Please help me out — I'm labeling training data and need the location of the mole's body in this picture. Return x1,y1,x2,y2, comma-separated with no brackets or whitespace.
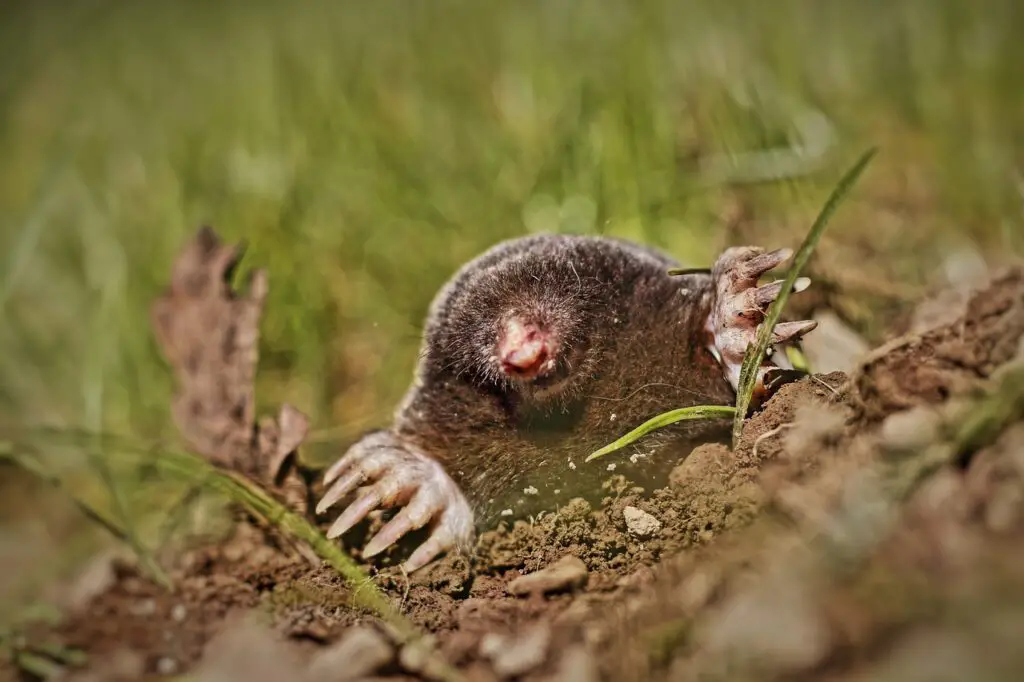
317,234,816,571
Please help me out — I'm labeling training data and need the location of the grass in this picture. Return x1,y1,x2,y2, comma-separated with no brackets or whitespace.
1,0,1023,619
586,406,738,462
729,147,877,446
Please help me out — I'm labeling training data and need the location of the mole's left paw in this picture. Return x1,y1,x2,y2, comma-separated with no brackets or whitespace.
316,431,475,573
706,246,817,395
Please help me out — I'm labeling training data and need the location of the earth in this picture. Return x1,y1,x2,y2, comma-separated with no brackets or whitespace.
5,230,1024,682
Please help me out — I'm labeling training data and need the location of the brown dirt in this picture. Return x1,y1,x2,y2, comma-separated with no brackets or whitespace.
7,250,1024,681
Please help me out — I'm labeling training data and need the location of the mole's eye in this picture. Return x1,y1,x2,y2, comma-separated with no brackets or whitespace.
496,316,554,379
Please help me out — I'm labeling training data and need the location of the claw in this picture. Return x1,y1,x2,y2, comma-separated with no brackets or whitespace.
363,493,436,558
363,511,418,558
403,529,455,573
747,276,812,310
323,430,395,486
749,280,786,308
326,489,382,539
317,467,367,514
318,433,476,571
737,247,792,282
770,319,818,345
323,452,355,486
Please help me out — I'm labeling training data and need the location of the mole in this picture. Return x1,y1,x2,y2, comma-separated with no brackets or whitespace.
316,234,816,572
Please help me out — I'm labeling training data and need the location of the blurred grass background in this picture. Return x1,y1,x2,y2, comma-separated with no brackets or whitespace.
1,0,1023,620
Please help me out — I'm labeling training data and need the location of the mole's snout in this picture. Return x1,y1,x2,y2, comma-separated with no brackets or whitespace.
497,317,554,379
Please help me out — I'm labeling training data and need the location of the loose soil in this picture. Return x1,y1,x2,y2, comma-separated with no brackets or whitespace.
6,260,1024,682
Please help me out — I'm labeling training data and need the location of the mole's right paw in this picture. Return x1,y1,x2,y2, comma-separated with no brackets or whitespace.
316,431,475,573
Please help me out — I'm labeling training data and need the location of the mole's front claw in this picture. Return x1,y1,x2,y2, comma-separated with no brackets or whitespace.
317,431,474,572
769,319,818,345
706,246,817,396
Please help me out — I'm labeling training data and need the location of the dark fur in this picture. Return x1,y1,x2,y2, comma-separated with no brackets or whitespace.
385,233,736,528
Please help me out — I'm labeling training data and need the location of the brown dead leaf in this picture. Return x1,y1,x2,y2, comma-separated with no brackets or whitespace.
151,226,311,513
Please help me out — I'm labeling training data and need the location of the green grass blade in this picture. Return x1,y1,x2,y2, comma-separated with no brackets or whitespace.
0,446,130,546
585,405,736,463
731,147,878,448
12,650,66,680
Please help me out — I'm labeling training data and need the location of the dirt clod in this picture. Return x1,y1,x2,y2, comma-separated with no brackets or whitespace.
507,554,589,597
480,622,551,679
397,636,448,680
548,644,599,682
192,614,304,682
308,626,394,682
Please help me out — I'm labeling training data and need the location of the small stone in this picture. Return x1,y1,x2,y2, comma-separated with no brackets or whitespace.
701,563,832,675
398,636,426,671
307,626,394,682
508,555,588,597
623,506,661,538
481,623,551,679
170,604,187,622
96,649,145,680
221,543,246,563
985,483,1023,534
552,644,599,682
397,634,432,671
880,406,943,452
131,599,157,616
193,613,303,681
800,309,870,373
398,635,450,681
155,656,179,675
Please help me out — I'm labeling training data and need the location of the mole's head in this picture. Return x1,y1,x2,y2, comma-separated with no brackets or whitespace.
430,252,604,405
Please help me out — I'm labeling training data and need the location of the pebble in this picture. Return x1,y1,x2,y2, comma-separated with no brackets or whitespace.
623,506,662,538
550,644,599,682
398,635,450,681
880,407,942,452
131,599,157,617
508,555,589,597
985,483,1023,534
155,656,179,676
170,604,188,622
800,309,870,373
481,622,551,679
307,626,393,682
220,544,246,563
